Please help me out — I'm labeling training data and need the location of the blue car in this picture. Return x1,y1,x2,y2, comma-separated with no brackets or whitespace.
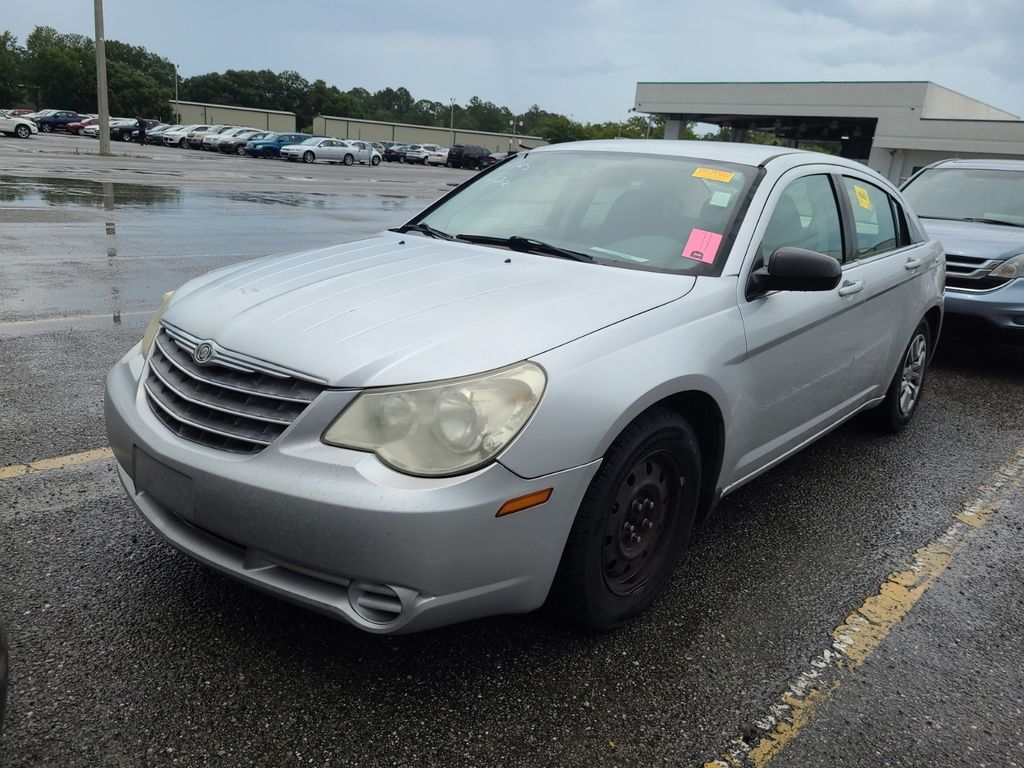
901,158,1024,341
244,132,312,158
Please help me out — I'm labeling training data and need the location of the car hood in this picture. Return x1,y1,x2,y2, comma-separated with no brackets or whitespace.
918,217,1024,261
164,233,695,387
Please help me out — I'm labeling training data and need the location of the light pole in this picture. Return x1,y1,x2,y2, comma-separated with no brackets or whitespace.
93,0,111,156
174,63,179,122
508,116,522,152
449,98,455,146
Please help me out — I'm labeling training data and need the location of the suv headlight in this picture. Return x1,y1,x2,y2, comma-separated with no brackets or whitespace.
322,362,546,477
989,253,1024,280
140,291,175,357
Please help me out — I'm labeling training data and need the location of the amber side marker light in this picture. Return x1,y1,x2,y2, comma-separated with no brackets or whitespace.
496,488,553,517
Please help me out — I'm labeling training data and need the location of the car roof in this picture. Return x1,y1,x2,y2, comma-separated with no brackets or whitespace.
530,139,871,171
925,157,1024,171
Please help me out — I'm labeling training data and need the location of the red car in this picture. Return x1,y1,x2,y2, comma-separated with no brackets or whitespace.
66,117,100,136
4,108,33,117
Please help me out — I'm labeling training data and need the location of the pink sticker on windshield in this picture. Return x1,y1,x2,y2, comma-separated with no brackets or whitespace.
682,229,723,264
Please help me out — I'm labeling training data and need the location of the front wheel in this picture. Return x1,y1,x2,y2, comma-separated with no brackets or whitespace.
261,147,275,158
873,320,931,433
302,151,315,164
549,407,701,630
236,145,246,156
371,155,380,166
343,154,354,166
178,138,188,148
15,125,31,139
40,123,52,133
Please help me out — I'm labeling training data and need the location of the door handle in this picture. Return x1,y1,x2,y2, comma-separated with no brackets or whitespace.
904,257,922,270
838,280,864,296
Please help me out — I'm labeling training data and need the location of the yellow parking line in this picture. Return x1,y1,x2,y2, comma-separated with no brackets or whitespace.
704,445,1024,768
0,447,114,481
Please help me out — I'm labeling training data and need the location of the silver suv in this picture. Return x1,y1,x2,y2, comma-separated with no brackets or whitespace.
900,158,1024,341
105,140,944,634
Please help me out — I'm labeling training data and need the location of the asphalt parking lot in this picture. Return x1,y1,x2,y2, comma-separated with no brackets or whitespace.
2,133,1023,768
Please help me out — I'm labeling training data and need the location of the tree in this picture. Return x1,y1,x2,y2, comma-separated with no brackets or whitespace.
0,32,25,106
23,26,95,111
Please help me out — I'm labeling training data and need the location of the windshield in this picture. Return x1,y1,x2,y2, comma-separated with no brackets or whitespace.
902,167,1024,226
416,149,755,275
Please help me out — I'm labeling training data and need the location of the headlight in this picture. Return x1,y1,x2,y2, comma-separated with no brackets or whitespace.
988,253,1024,280
322,362,546,477
140,291,175,357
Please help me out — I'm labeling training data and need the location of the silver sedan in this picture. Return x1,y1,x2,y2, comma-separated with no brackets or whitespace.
105,140,944,634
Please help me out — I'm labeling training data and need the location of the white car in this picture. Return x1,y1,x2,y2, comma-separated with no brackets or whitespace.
189,125,234,149
425,147,450,166
0,110,38,138
403,144,443,164
162,125,205,148
280,138,382,165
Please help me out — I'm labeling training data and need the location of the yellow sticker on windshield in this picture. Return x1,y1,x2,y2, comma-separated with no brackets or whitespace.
693,167,735,183
853,185,873,210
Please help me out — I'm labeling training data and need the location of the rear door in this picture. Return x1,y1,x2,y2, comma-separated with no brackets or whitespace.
835,174,936,398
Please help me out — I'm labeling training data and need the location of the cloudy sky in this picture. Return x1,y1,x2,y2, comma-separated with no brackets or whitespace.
5,0,1022,123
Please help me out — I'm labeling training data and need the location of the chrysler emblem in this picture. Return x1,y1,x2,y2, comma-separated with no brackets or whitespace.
193,342,214,364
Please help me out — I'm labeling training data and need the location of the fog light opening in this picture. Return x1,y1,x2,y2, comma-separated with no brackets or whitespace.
348,582,403,624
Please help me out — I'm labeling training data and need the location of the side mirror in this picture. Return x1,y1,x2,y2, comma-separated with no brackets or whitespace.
747,247,842,299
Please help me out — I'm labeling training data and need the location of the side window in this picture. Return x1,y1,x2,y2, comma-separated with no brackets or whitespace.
760,175,844,265
842,178,898,258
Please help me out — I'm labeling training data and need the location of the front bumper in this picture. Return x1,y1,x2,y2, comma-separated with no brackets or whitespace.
945,279,1024,335
105,347,599,634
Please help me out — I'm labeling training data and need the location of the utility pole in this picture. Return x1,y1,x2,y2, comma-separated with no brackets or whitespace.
93,0,111,156
449,98,455,146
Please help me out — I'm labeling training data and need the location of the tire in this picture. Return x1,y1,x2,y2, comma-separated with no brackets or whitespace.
549,407,701,630
76,128,84,136
262,147,275,159
343,154,354,166
121,132,132,142
178,138,187,148
303,151,315,164
236,145,246,156
15,125,31,139
398,155,405,163
40,123,52,133
371,155,380,166
873,320,931,433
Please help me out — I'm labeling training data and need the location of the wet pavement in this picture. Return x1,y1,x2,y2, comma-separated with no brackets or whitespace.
1,135,1023,767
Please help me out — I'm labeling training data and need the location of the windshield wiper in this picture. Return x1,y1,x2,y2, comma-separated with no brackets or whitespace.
389,222,457,240
455,234,594,262
919,215,1024,228
959,217,1024,228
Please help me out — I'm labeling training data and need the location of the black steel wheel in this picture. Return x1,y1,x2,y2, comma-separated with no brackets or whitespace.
873,319,931,433
549,406,701,630
261,147,275,158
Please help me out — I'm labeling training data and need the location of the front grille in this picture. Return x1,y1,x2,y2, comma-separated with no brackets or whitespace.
144,327,325,454
944,253,1011,292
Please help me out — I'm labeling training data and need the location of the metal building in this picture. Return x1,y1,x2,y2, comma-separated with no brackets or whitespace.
312,115,546,153
634,81,1024,183
169,100,296,132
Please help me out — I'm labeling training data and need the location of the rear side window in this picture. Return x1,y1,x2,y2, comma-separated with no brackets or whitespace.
841,178,898,259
